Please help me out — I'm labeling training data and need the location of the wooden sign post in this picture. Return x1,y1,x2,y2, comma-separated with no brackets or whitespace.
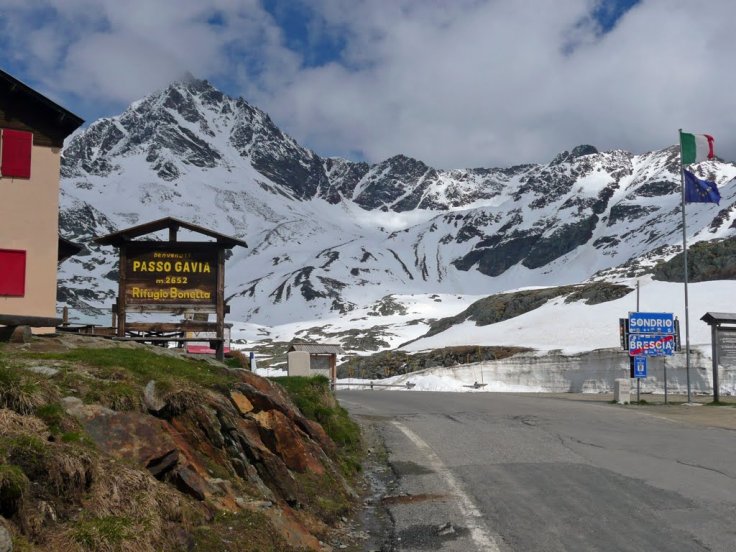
95,217,246,361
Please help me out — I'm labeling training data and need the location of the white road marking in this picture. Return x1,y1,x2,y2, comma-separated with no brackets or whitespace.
391,420,501,552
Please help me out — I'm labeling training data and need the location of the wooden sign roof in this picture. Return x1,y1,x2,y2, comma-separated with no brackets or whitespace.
701,312,736,326
94,217,247,248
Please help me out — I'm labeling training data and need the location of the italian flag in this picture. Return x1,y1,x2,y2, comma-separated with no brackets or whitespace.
680,132,715,164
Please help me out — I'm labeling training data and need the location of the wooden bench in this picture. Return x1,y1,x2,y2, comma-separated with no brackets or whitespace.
112,336,224,350
0,314,63,342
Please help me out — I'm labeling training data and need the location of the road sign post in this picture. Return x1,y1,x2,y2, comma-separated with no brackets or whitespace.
622,312,676,404
633,356,647,378
630,356,647,404
628,312,676,336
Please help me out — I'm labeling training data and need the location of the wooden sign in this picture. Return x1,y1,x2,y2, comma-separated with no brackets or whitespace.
123,242,217,307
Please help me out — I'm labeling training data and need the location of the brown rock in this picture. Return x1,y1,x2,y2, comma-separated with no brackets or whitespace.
0,325,32,343
69,407,179,474
231,418,299,504
233,383,284,414
147,449,180,478
232,381,338,455
254,410,325,475
229,390,254,414
166,417,226,480
232,417,271,458
238,370,278,395
172,466,209,501
257,504,323,552
299,418,336,456
189,405,225,448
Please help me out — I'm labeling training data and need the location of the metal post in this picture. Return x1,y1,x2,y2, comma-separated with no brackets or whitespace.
636,280,640,403
636,280,640,310
678,129,692,403
712,323,720,403
664,361,668,405
637,377,640,404
215,248,225,362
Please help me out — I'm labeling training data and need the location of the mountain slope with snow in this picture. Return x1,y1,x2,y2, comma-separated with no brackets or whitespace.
58,77,736,344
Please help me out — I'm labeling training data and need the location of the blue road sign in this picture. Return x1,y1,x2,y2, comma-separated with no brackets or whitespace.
628,334,676,357
628,312,675,335
633,356,647,378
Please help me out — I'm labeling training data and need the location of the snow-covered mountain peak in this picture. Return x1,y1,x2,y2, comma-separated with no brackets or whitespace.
58,77,736,334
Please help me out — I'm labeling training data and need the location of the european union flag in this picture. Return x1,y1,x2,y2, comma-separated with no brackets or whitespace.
684,169,720,204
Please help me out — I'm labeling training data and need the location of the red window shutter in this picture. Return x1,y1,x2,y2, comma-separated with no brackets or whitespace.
1,129,33,179
0,249,26,296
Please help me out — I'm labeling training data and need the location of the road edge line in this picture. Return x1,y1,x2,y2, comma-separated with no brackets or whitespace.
391,420,501,552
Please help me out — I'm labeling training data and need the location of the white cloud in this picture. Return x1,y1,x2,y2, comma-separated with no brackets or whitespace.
0,0,281,102
246,0,736,168
3,0,736,169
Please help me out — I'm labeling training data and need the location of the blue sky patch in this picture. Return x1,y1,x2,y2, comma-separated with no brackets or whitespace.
593,0,640,34
262,0,345,67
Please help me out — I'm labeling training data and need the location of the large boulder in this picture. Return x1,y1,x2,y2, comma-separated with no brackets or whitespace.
64,403,179,477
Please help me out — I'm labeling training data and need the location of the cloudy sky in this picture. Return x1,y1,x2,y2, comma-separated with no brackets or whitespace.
1,0,734,168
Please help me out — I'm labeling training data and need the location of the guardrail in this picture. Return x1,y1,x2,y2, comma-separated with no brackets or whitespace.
333,381,416,390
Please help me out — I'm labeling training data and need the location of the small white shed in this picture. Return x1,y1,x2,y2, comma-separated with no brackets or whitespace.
286,343,343,382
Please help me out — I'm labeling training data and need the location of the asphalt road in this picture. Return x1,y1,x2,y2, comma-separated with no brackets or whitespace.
339,391,736,552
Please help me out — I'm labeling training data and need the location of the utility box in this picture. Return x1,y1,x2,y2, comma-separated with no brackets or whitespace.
614,378,630,404
287,351,311,376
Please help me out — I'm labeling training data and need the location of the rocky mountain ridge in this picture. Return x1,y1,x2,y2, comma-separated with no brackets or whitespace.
58,76,736,334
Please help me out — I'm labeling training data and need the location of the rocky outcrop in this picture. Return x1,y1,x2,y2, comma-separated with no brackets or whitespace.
339,345,531,379
59,369,351,551
420,282,633,339
652,236,736,282
0,336,359,551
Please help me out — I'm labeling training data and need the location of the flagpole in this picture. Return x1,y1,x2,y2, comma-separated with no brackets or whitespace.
678,129,692,403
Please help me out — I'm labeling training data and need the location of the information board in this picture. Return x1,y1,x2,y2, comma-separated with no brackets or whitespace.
628,312,675,335
717,329,736,366
124,242,217,306
633,356,647,378
628,334,676,357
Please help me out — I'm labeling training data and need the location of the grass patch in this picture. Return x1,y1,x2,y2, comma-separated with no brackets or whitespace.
0,361,41,414
35,403,65,433
191,509,293,552
30,347,236,391
10,535,33,552
274,375,362,476
71,515,133,549
60,431,95,447
224,357,243,369
0,434,49,480
84,380,141,411
294,470,352,523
